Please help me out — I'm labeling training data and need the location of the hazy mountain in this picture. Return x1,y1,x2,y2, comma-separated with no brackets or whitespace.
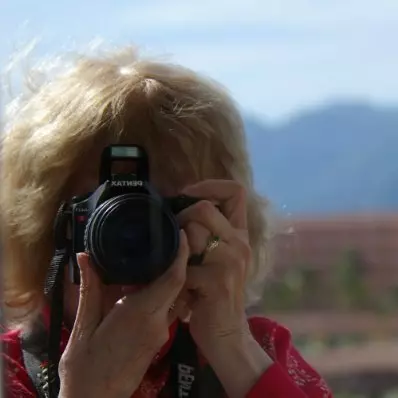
244,102,398,214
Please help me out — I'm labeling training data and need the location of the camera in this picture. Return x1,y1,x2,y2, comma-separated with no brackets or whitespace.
68,145,200,285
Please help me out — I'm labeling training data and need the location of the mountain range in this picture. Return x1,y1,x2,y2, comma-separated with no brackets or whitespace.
244,102,398,215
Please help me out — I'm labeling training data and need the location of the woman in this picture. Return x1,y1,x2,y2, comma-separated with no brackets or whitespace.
1,46,332,398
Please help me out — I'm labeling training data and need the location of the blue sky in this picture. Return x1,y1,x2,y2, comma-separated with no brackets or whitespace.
1,0,397,122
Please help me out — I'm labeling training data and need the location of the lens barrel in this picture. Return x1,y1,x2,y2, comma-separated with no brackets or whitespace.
84,193,180,284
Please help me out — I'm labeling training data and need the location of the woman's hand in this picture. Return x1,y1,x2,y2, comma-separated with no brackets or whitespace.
177,180,273,398
178,180,250,346
58,231,189,398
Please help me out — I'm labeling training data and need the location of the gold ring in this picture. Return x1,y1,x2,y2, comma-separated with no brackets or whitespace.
187,235,221,266
204,235,221,254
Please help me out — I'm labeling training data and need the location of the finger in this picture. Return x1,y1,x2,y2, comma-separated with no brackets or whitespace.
185,266,231,302
184,221,210,254
182,180,247,229
177,200,234,241
142,229,189,312
70,253,103,340
185,254,243,300
167,293,190,324
188,241,247,282
167,306,179,326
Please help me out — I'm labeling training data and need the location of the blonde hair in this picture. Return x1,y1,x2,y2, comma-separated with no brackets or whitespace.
1,45,269,326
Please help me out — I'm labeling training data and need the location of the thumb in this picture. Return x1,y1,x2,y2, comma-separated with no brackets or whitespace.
142,230,189,313
70,253,103,341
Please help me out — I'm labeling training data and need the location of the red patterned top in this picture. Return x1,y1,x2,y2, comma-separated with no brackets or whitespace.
1,316,332,397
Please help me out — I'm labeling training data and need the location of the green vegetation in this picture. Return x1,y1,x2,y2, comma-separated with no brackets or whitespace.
261,263,324,311
375,285,398,315
262,247,398,313
334,249,369,310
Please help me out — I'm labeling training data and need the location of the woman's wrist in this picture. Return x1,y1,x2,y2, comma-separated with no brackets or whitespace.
200,331,274,398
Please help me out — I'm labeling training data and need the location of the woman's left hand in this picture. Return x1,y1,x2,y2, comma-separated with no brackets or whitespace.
177,180,273,398
177,179,251,347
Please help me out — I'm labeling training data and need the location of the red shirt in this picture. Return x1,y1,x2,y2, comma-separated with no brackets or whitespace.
1,316,332,397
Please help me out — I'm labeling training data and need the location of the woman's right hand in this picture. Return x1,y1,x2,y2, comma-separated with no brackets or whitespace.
58,230,189,398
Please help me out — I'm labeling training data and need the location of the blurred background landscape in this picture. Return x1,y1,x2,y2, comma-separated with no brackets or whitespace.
245,102,398,397
1,1,398,396
246,100,398,397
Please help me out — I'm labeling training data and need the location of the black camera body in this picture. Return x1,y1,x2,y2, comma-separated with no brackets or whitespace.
68,145,199,285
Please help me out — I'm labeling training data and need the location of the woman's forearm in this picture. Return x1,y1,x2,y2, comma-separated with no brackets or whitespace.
202,334,274,398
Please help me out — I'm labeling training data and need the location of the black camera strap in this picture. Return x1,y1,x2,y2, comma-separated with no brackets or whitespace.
167,322,200,398
19,203,69,398
19,245,67,398
45,203,70,397
164,322,225,398
20,318,49,398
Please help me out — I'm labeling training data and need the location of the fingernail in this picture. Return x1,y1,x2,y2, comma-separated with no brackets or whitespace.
76,252,85,268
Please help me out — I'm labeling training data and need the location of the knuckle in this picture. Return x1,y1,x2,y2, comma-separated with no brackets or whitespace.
241,242,252,264
233,236,252,263
184,222,206,253
59,351,75,373
196,200,214,219
234,183,247,202
229,239,251,274
79,284,89,300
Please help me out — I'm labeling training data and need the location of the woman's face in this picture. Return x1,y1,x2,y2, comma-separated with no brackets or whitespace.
63,142,195,329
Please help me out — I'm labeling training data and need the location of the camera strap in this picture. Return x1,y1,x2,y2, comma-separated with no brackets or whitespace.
44,203,70,397
19,245,67,398
165,322,225,398
19,202,69,398
20,318,50,398
167,322,199,398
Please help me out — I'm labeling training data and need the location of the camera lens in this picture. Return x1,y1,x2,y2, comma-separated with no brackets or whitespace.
85,194,180,284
